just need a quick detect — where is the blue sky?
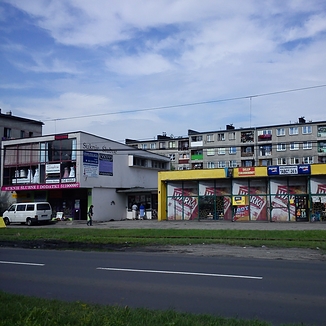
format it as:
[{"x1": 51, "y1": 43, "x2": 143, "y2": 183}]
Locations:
[{"x1": 1, "y1": 0, "x2": 326, "y2": 143}]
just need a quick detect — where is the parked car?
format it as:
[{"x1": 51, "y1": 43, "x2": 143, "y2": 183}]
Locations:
[{"x1": 2, "y1": 202, "x2": 52, "y2": 226}]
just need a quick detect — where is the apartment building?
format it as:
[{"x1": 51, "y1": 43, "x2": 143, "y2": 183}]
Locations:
[
  {"x1": 126, "y1": 132, "x2": 190, "y2": 170},
  {"x1": 126, "y1": 118, "x2": 326, "y2": 170}
]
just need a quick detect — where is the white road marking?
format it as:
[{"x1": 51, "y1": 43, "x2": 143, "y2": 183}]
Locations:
[
  {"x1": 97, "y1": 267, "x2": 263, "y2": 280},
  {"x1": 0, "y1": 260, "x2": 44, "y2": 266}
]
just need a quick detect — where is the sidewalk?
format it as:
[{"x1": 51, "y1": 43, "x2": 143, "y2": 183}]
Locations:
[{"x1": 45, "y1": 219, "x2": 326, "y2": 230}]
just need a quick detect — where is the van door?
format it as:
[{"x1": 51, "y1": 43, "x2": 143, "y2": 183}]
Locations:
[{"x1": 15, "y1": 204, "x2": 27, "y2": 223}]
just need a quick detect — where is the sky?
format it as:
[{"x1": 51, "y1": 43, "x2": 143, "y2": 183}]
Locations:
[{"x1": 1, "y1": 0, "x2": 326, "y2": 144}]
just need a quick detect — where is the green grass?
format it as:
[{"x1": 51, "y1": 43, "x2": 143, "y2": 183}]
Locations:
[
  {"x1": 1, "y1": 228, "x2": 326, "y2": 251},
  {"x1": 0, "y1": 291, "x2": 299, "y2": 326}
]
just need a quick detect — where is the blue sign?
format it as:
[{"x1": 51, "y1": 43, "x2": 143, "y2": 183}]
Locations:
[
  {"x1": 267, "y1": 165, "x2": 310, "y2": 176},
  {"x1": 83, "y1": 151, "x2": 98, "y2": 165}
]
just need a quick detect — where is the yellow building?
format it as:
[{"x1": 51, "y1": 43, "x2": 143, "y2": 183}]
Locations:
[{"x1": 158, "y1": 164, "x2": 326, "y2": 222}]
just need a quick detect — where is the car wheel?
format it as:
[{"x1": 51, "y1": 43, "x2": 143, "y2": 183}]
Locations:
[
  {"x1": 3, "y1": 217, "x2": 10, "y2": 225},
  {"x1": 26, "y1": 218, "x2": 32, "y2": 226}
]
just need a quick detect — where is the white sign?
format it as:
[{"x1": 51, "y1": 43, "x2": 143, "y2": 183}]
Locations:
[
  {"x1": 46, "y1": 163, "x2": 61, "y2": 174},
  {"x1": 279, "y1": 166, "x2": 298, "y2": 175}
]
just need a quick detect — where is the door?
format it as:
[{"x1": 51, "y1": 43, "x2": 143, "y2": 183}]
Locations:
[{"x1": 295, "y1": 196, "x2": 309, "y2": 222}]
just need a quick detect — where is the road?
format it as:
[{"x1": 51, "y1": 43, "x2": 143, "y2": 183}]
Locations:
[{"x1": 1, "y1": 247, "x2": 326, "y2": 325}]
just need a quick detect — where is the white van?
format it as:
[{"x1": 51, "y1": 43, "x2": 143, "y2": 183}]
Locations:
[{"x1": 2, "y1": 202, "x2": 52, "y2": 226}]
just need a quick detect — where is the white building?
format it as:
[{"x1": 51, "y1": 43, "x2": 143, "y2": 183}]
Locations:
[{"x1": 1, "y1": 131, "x2": 170, "y2": 221}]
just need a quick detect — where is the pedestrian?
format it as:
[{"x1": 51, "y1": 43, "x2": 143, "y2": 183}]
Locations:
[
  {"x1": 132, "y1": 203, "x2": 138, "y2": 220},
  {"x1": 87, "y1": 205, "x2": 94, "y2": 226},
  {"x1": 139, "y1": 203, "x2": 145, "y2": 220}
]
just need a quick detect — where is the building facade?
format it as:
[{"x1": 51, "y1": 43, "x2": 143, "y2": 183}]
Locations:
[
  {"x1": 126, "y1": 118, "x2": 326, "y2": 170},
  {"x1": 158, "y1": 164, "x2": 326, "y2": 223},
  {"x1": 1, "y1": 132, "x2": 170, "y2": 220},
  {"x1": 0, "y1": 110, "x2": 43, "y2": 213}
]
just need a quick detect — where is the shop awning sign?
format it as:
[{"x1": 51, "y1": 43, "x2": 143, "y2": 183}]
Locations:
[{"x1": 268, "y1": 165, "x2": 311, "y2": 176}]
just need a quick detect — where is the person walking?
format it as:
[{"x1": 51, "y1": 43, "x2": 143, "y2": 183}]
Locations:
[
  {"x1": 87, "y1": 205, "x2": 94, "y2": 226},
  {"x1": 132, "y1": 203, "x2": 138, "y2": 220}
]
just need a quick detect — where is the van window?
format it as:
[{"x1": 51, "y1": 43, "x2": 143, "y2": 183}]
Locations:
[
  {"x1": 26, "y1": 204, "x2": 35, "y2": 211},
  {"x1": 8, "y1": 205, "x2": 16, "y2": 212},
  {"x1": 37, "y1": 203, "x2": 51, "y2": 210},
  {"x1": 17, "y1": 204, "x2": 26, "y2": 211}
]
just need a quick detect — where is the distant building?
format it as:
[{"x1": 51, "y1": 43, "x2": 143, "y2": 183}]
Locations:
[
  {"x1": 126, "y1": 118, "x2": 326, "y2": 169},
  {"x1": 1, "y1": 131, "x2": 170, "y2": 220}
]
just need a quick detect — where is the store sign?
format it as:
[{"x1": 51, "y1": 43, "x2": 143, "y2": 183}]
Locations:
[
  {"x1": 268, "y1": 165, "x2": 311, "y2": 176},
  {"x1": 46, "y1": 163, "x2": 61, "y2": 174},
  {"x1": 1, "y1": 183, "x2": 80, "y2": 191},
  {"x1": 238, "y1": 167, "x2": 255, "y2": 176}
]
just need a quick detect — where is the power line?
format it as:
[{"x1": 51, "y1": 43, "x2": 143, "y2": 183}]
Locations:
[{"x1": 43, "y1": 84, "x2": 326, "y2": 122}]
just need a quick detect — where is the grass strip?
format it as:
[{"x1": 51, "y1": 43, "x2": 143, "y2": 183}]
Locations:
[
  {"x1": 0, "y1": 291, "x2": 293, "y2": 326},
  {"x1": 1, "y1": 228, "x2": 326, "y2": 250}
]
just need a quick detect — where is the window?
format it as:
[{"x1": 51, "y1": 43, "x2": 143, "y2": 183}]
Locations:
[
  {"x1": 142, "y1": 144, "x2": 147, "y2": 150},
  {"x1": 303, "y1": 156, "x2": 313, "y2": 164},
  {"x1": 169, "y1": 154, "x2": 175, "y2": 161},
  {"x1": 20, "y1": 130, "x2": 25, "y2": 138},
  {"x1": 289, "y1": 127, "x2": 298, "y2": 135},
  {"x1": 206, "y1": 134, "x2": 214, "y2": 142},
  {"x1": 289, "y1": 157, "x2": 300, "y2": 164},
  {"x1": 276, "y1": 128, "x2": 285, "y2": 136},
  {"x1": 229, "y1": 147, "x2": 236, "y2": 155},
  {"x1": 303, "y1": 141, "x2": 312, "y2": 150},
  {"x1": 277, "y1": 158, "x2": 287, "y2": 165},
  {"x1": 302, "y1": 126, "x2": 312, "y2": 134},
  {"x1": 217, "y1": 133, "x2": 225, "y2": 141},
  {"x1": 228, "y1": 132, "x2": 236, "y2": 140},
  {"x1": 229, "y1": 160, "x2": 237, "y2": 167},
  {"x1": 277, "y1": 143, "x2": 286, "y2": 151},
  {"x1": 4, "y1": 128, "x2": 11, "y2": 139},
  {"x1": 259, "y1": 145, "x2": 272, "y2": 156},
  {"x1": 217, "y1": 161, "x2": 226, "y2": 168},
  {"x1": 150, "y1": 143, "x2": 156, "y2": 149},
  {"x1": 290, "y1": 142, "x2": 299, "y2": 150},
  {"x1": 159, "y1": 142, "x2": 166, "y2": 149},
  {"x1": 169, "y1": 141, "x2": 176, "y2": 149},
  {"x1": 207, "y1": 162, "x2": 215, "y2": 169},
  {"x1": 217, "y1": 147, "x2": 226, "y2": 155},
  {"x1": 206, "y1": 148, "x2": 215, "y2": 156},
  {"x1": 191, "y1": 135, "x2": 202, "y2": 142}
]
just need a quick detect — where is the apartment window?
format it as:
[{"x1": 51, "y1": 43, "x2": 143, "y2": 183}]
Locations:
[
  {"x1": 217, "y1": 133, "x2": 225, "y2": 141},
  {"x1": 290, "y1": 142, "x2": 299, "y2": 150},
  {"x1": 277, "y1": 158, "x2": 287, "y2": 165},
  {"x1": 169, "y1": 154, "x2": 175, "y2": 161},
  {"x1": 150, "y1": 143, "x2": 156, "y2": 149},
  {"x1": 4, "y1": 128, "x2": 11, "y2": 139},
  {"x1": 229, "y1": 160, "x2": 237, "y2": 167},
  {"x1": 277, "y1": 143, "x2": 286, "y2": 151},
  {"x1": 159, "y1": 142, "x2": 166, "y2": 149},
  {"x1": 259, "y1": 145, "x2": 272, "y2": 156},
  {"x1": 191, "y1": 135, "x2": 202, "y2": 142},
  {"x1": 228, "y1": 132, "x2": 236, "y2": 140},
  {"x1": 217, "y1": 161, "x2": 226, "y2": 168},
  {"x1": 207, "y1": 148, "x2": 215, "y2": 156},
  {"x1": 217, "y1": 147, "x2": 226, "y2": 155},
  {"x1": 303, "y1": 141, "x2": 312, "y2": 150},
  {"x1": 302, "y1": 126, "x2": 312, "y2": 134},
  {"x1": 206, "y1": 134, "x2": 214, "y2": 142},
  {"x1": 229, "y1": 146, "x2": 236, "y2": 155},
  {"x1": 142, "y1": 144, "x2": 147, "y2": 150},
  {"x1": 169, "y1": 141, "x2": 176, "y2": 149},
  {"x1": 20, "y1": 130, "x2": 25, "y2": 138},
  {"x1": 29, "y1": 132, "x2": 33, "y2": 137},
  {"x1": 289, "y1": 157, "x2": 300, "y2": 164},
  {"x1": 303, "y1": 156, "x2": 313, "y2": 164},
  {"x1": 207, "y1": 162, "x2": 215, "y2": 169},
  {"x1": 276, "y1": 128, "x2": 285, "y2": 136},
  {"x1": 289, "y1": 127, "x2": 298, "y2": 135}
]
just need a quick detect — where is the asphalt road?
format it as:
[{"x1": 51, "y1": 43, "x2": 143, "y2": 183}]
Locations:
[{"x1": 1, "y1": 247, "x2": 326, "y2": 326}]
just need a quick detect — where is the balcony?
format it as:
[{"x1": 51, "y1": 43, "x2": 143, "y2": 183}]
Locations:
[{"x1": 258, "y1": 134, "x2": 272, "y2": 141}]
